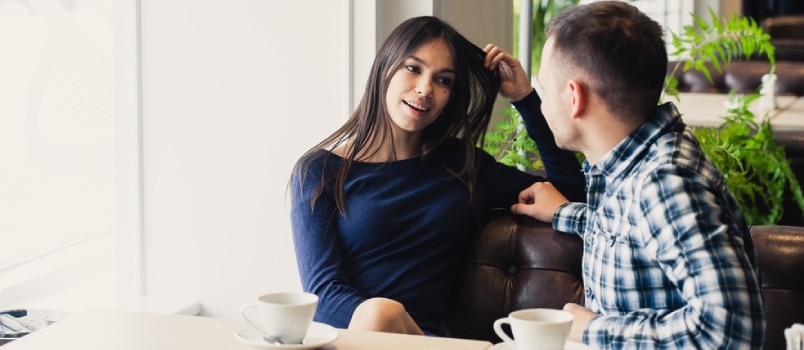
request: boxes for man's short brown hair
[547,1,667,121]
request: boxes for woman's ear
[566,79,586,120]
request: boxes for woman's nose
[415,78,433,97]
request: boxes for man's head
[543,1,667,123]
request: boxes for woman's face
[384,39,455,137]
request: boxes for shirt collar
[589,102,683,179]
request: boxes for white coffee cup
[240,292,318,344]
[493,308,574,350]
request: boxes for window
[578,0,695,57]
[0,0,114,283]
[627,0,695,57]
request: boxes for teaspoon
[263,336,285,345]
[213,325,285,345]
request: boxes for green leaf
[683,60,694,71]
[695,61,713,83]
[671,31,683,51]
[692,13,710,33]
[709,7,722,33]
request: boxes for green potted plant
[665,9,804,225]
[483,9,804,225]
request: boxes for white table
[1,309,495,350]
[673,93,801,128]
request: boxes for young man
[505,1,764,348]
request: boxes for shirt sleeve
[512,90,586,203]
[552,202,587,236]
[475,148,541,210]
[583,164,765,349]
[290,159,367,329]
[475,90,585,209]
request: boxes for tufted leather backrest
[751,225,804,350]
[444,210,584,342]
[763,15,804,40]
[445,212,804,350]
[667,60,804,96]
[762,15,804,61]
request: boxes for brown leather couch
[763,15,804,62]
[667,60,804,96]
[444,210,804,350]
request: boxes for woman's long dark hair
[296,16,500,216]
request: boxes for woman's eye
[437,78,453,87]
[405,65,420,73]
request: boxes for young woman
[290,16,584,336]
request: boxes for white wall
[127,0,512,319]
[137,0,348,318]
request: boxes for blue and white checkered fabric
[553,102,765,349]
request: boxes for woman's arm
[290,159,367,329]
[484,44,585,202]
[513,91,586,202]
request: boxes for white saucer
[490,340,591,350]
[234,322,338,349]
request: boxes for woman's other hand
[483,44,533,102]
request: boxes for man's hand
[483,44,533,102]
[563,303,598,343]
[510,182,568,223]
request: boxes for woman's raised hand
[483,44,533,102]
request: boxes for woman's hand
[483,44,533,102]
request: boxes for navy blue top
[290,91,584,335]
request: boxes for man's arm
[512,91,586,202]
[583,165,764,349]
[511,182,587,236]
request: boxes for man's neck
[582,114,644,166]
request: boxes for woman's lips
[404,100,430,117]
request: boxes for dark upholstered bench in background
[667,60,804,96]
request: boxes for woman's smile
[403,99,431,116]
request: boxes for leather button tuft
[506,265,518,276]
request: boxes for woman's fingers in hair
[485,44,532,101]
[483,44,521,71]
[483,44,506,70]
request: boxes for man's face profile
[537,37,578,151]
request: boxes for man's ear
[567,79,586,120]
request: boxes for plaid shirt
[553,103,765,349]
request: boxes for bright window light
[0,0,114,273]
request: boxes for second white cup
[493,308,574,350]
[240,292,318,344]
